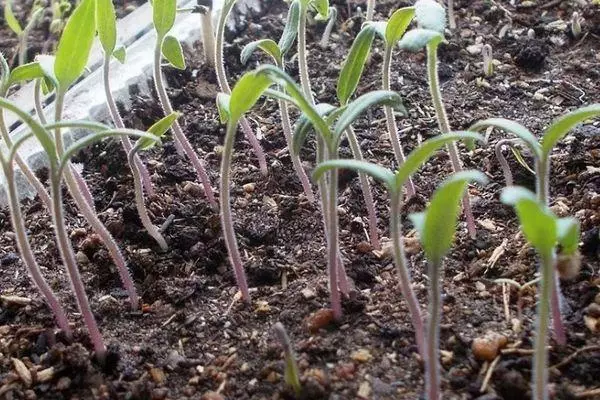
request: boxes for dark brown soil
[1,0,600,399]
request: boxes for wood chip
[1,295,32,307]
[12,358,32,387]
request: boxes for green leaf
[500,187,557,255]
[153,0,176,38]
[138,112,180,149]
[410,170,488,264]
[398,28,443,52]
[241,39,282,65]
[96,0,117,54]
[112,46,126,63]
[216,93,231,123]
[414,0,446,33]
[161,35,185,69]
[334,90,403,142]
[394,131,484,190]
[9,62,44,85]
[365,21,387,42]
[385,7,415,45]
[336,24,376,105]
[229,70,274,122]
[279,0,300,56]
[4,0,23,35]
[311,0,329,18]
[469,118,542,159]
[54,0,96,90]
[313,159,395,188]
[556,217,580,256]
[541,104,600,157]
[36,54,58,87]
[293,103,336,155]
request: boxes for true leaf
[4,0,23,35]
[336,24,376,105]
[240,39,282,65]
[394,131,484,190]
[54,0,96,89]
[293,103,336,155]
[469,118,542,159]
[398,28,443,52]
[96,0,117,54]
[153,0,176,38]
[313,159,395,188]
[9,62,44,84]
[113,46,126,63]
[312,0,329,18]
[161,35,185,69]
[501,186,557,255]
[334,90,403,141]
[556,217,580,256]
[279,0,300,55]
[541,104,600,157]
[138,112,180,149]
[385,7,415,45]
[414,0,446,33]
[366,21,387,42]
[410,170,488,264]
[216,93,231,123]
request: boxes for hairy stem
[426,43,476,238]
[366,0,375,21]
[297,2,313,103]
[49,173,106,360]
[215,2,267,174]
[533,252,554,400]
[153,40,216,206]
[220,121,251,302]
[54,92,139,308]
[200,8,216,67]
[319,7,337,48]
[426,258,442,400]
[345,126,380,249]
[390,192,426,357]
[447,0,456,29]
[382,46,416,197]
[327,166,342,319]
[127,146,168,250]
[0,86,51,209]
[3,161,71,335]
[103,56,155,196]
[494,139,515,186]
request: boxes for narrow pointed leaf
[469,118,542,159]
[556,217,580,256]
[153,0,176,37]
[394,131,484,190]
[398,28,443,51]
[410,170,488,263]
[414,0,446,32]
[96,0,117,53]
[313,159,395,188]
[161,35,185,69]
[139,112,180,149]
[4,0,22,35]
[336,24,376,105]
[541,104,600,157]
[9,62,44,84]
[241,39,282,65]
[216,93,231,123]
[293,103,336,155]
[279,0,300,55]
[334,90,403,140]
[500,187,557,255]
[37,55,58,86]
[54,0,96,89]
[385,7,415,45]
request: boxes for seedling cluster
[0,0,598,399]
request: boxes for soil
[1,0,600,399]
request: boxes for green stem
[426,43,476,238]
[200,7,216,67]
[327,164,342,319]
[297,1,313,103]
[366,0,375,21]
[220,121,251,302]
[215,1,267,174]
[533,252,554,400]
[153,39,216,205]
[426,258,442,400]
[382,45,415,198]
[54,92,139,309]
[390,192,425,357]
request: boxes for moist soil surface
[1,0,600,399]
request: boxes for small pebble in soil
[471,331,508,361]
[306,309,335,333]
[200,392,224,400]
